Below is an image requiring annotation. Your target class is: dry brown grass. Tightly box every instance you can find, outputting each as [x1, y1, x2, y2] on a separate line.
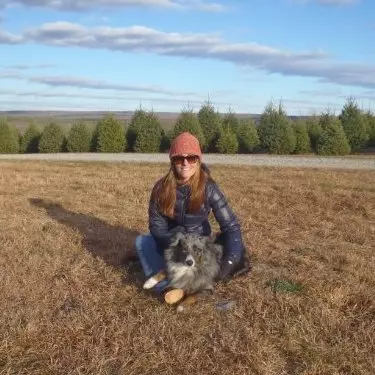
[1, 161, 374, 375]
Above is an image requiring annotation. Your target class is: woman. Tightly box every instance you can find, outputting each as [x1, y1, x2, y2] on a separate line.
[135, 132, 250, 295]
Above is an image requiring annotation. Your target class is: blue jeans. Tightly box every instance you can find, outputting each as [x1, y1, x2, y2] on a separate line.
[135, 234, 170, 293]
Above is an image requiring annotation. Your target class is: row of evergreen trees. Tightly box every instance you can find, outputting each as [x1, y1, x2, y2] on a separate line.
[1, 98, 375, 155]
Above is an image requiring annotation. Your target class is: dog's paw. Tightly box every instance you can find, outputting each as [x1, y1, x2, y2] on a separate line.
[176, 295, 198, 312]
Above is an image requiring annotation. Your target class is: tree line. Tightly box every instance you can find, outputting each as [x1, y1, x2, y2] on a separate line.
[1, 97, 374, 155]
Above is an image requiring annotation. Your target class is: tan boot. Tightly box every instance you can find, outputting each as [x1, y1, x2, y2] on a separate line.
[164, 288, 184, 304]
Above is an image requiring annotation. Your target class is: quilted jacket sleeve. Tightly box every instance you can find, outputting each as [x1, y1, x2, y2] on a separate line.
[148, 181, 184, 249]
[207, 181, 244, 262]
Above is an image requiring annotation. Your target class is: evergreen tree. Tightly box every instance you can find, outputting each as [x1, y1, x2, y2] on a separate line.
[293, 120, 311, 154]
[339, 97, 368, 151]
[316, 112, 351, 155]
[20, 123, 41, 153]
[0, 118, 19, 154]
[237, 118, 260, 153]
[12, 126, 21, 153]
[90, 123, 99, 152]
[258, 101, 296, 154]
[38, 122, 65, 153]
[66, 120, 92, 152]
[97, 114, 125, 153]
[126, 108, 148, 152]
[160, 128, 172, 152]
[223, 110, 240, 136]
[363, 110, 375, 147]
[173, 108, 205, 149]
[133, 111, 163, 153]
[306, 115, 322, 152]
[216, 126, 239, 154]
[197, 101, 222, 152]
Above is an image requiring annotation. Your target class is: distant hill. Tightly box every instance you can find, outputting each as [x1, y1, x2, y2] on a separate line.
[0, 110, 259, 120]
[0, 110, 311, 132]
[0, 110, 312, 121]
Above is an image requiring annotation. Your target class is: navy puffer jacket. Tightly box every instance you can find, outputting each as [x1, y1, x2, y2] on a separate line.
[148, 165, 245, 262]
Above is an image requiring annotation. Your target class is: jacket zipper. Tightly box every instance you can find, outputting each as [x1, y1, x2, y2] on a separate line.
[182, 197, 186, 226]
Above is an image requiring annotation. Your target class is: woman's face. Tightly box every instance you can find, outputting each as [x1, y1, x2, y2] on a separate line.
[172, 154, 199, 183]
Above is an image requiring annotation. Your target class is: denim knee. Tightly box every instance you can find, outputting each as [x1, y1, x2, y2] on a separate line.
[135, 234, 148, 252]
[135, 233, 166, 279]
[135, 233, 164, 257]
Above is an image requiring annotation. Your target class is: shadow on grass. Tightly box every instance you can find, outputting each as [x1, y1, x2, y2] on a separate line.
[28, 198, 145, 288]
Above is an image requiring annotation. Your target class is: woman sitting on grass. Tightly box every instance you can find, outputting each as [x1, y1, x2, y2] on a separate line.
[135, 132, 250, 300]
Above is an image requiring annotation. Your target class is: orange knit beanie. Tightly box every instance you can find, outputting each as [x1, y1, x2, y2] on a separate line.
[169, 132, 202, 160]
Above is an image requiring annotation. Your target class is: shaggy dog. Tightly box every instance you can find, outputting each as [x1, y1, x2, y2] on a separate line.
[164, 232, 223, 295]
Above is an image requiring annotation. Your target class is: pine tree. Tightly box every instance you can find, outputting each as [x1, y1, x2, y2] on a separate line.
[173, 108, 205, 149]
[97, 114, 125, 153]
[90, 123, 99, 152]
[306, 115, 322, 152]
[258, 101, 296, 154]
[133, 112, 163, 153]
[126, 108, 148, 152]
[339, 97, 368, 151]
[66, 120, 92, 152]
[0, 118, 19, 154]
[293, 120, 311, 154]
[38, 122, 65, 153]
[237, 118, 260, 153]
[197, 101, 222, 152]
[316, 112, 351, 155]
[216, 126, 239, 154]
[20, 123, 41, 153]
[160, 128, 172, 152]
[223, 110, 240, 136]
[363, 110, 375, 147]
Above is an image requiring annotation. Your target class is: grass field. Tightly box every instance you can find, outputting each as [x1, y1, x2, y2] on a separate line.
[1, 161, 374, 375]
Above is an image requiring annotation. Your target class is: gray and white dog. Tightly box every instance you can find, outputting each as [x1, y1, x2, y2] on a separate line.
[164, 232, 223, 294]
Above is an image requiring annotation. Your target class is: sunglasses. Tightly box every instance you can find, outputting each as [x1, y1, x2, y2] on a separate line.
[171, 155, 199, 165]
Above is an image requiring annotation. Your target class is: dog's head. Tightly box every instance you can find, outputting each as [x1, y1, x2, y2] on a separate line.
[168, 232, 223, 268]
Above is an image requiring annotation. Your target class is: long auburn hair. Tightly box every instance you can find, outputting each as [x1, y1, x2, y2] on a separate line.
[151, 160, 213, 218]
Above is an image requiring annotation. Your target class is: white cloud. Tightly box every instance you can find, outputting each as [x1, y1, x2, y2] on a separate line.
[0, 88, 230, 111]
[21, 22, 323, 61]
[1, 21, 374, 92]
[0, 29, 23, 43]
[1, 63, 56, 70]
[298, 88, 343, 97]
[316, 0, 359, 5]
[299, 88, 375, 102]
[180, 0, 225, 11]
[0, 70, 198, 96]
[296, 0, 360, 5]
[29, 75, 196, 96]
[0, 0, 225, 12]
[2, 22, 371, 90]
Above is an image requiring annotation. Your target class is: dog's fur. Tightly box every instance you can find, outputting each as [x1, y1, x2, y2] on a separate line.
[164, 232, 223, 294]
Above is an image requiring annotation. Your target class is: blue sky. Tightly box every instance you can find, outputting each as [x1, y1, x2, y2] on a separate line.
[0, 0, 374, 115]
